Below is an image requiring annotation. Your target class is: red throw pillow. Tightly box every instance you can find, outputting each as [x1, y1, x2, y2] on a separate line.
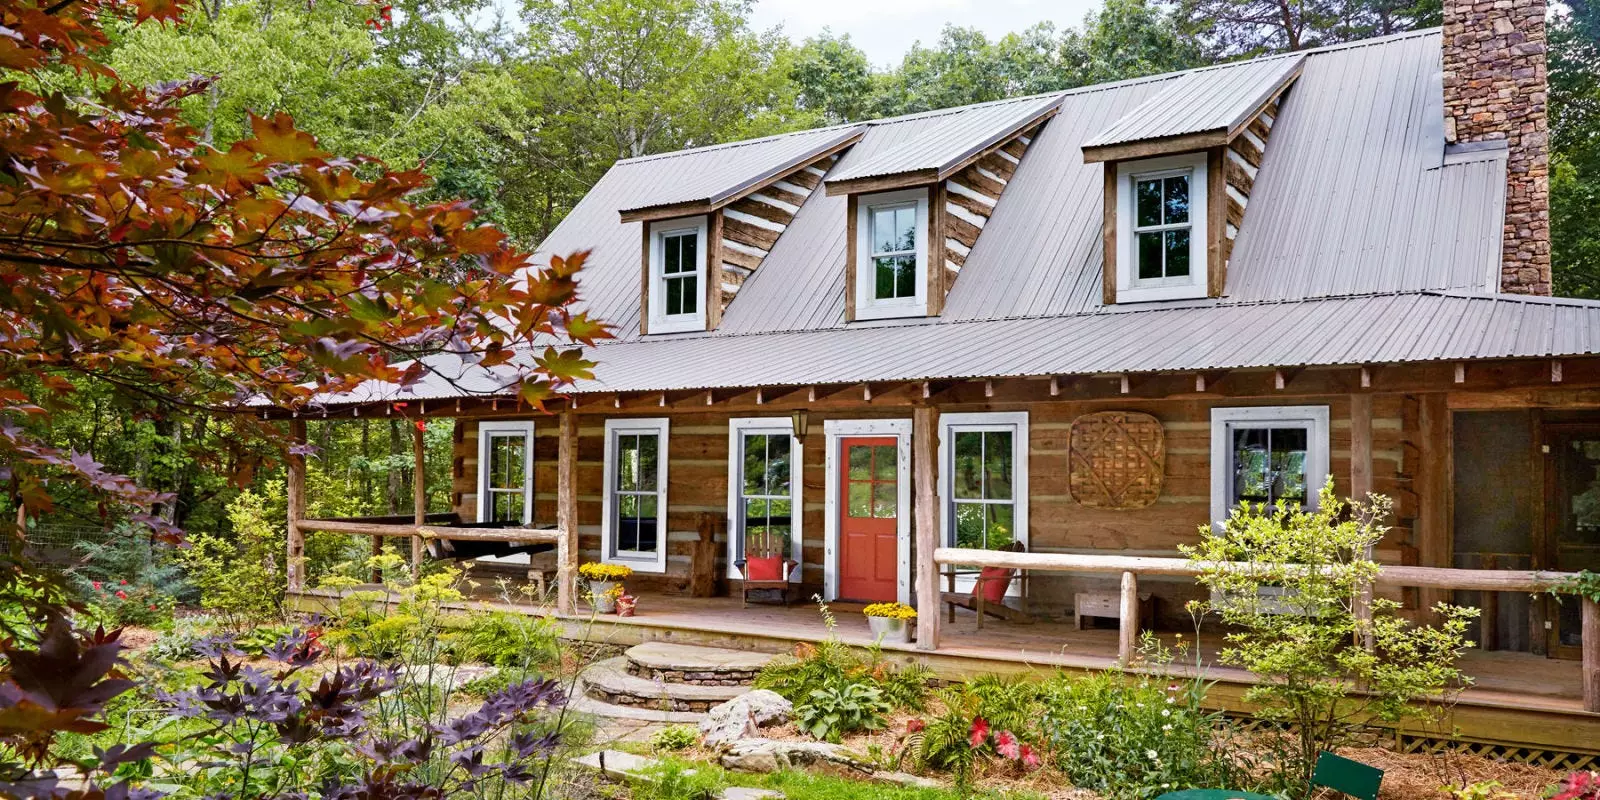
[746, 555, 784, 582]
[976, 566, 1013, 604]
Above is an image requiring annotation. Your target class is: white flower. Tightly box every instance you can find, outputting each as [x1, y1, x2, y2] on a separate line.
[1162, 708, 1172, 717]
[1166, 696, 1176, 704]
[1146, 749, 1159, 761]
[1162, 724, 1173, 732]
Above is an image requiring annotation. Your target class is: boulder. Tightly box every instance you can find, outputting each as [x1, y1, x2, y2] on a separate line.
[698, 690, 792, 747]
[718, 738, 871, 778]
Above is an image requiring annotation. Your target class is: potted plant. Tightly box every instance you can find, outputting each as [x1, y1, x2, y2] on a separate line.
[863, 602, 916, 644]
[616, 594, 637, 617]
[579, 562, 633, 613]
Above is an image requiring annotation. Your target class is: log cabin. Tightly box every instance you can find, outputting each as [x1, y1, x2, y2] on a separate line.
[274, 0, 1600, 761]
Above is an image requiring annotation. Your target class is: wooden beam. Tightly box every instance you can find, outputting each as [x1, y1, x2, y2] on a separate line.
[412, 421, 426, 578]
[914, 406, 941, 651]
[1082, 132, 1225, 164]
[1584, 598, 1599, 713]
[557, 409, 579, 616]
[286, 420, 307, 593]
[1102, 165, 1118, 306]
[1350, 393, 1373, 499]
[1118, 571, 1138, 665]
[1416, 394, 1452, 618]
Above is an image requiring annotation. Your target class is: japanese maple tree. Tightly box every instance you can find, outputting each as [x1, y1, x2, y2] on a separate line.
[0, 0, 606, 607]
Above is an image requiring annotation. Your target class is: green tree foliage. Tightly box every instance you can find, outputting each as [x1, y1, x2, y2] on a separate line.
[790, 30, 876, 124]
[1173, 0, 1440, 58]
[1551, 0, 1600, 298]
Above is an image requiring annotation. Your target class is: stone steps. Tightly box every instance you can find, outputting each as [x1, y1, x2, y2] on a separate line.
[574, 643, 778, 722]
[582, 656, 750, 713]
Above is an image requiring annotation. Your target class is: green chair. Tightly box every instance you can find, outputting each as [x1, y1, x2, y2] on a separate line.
[1311, 750, 1383, 800]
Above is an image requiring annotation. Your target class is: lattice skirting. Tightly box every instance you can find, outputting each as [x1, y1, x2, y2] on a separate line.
[1223, 715, 1599, 772]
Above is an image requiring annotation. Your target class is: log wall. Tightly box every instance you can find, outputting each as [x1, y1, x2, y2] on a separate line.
[450, 393, 1415, 614]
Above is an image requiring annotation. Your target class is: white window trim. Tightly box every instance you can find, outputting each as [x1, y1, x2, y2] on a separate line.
[938, 411, 1029, 596]
[602, 417, 670, 573]
[853, 188, 929, 320]
[726, 418, 804, 581]
[476, 420, 535, 525]
[1115, 152, 1209, 303]
[647, 217, 708, 334]
[822, 418, 912, 605]
[1209, 405, 1330, 525]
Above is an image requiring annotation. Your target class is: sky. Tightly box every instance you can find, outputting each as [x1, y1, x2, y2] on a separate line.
[746, 0, 1104, 67]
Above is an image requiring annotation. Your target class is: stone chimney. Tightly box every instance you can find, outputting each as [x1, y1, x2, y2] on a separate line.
[1442, 0, 1551, 295]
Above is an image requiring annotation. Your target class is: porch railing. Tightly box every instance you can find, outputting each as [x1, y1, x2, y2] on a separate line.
[930, 547, 1600, 713]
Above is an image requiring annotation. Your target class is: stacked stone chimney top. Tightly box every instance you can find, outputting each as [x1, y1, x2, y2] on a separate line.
[1441, 0, 1551, 295]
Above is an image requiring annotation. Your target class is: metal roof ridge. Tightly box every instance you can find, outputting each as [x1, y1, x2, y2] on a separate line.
[612, 122, 865, 166]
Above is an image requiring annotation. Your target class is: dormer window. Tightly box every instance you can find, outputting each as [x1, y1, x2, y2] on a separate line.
[853, 188, 928, 320]
[647, 217, 707, 334]
[1114, 153, 1209, 303]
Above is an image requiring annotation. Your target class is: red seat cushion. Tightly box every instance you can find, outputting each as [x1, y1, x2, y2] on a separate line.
[976, 566, 1013, 604]
[745, 555, 785, 582]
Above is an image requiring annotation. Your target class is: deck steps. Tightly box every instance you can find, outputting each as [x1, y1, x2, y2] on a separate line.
[575, 643, 776, 720]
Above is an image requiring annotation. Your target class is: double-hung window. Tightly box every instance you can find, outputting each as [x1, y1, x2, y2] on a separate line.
[726, 418, 802, 579]
[1115, 153, 1208, 302]
[853, 188, 928, 320]
[1209, 406, 1329, 524]
[603, 418, 669, 572]
[939, 412, 1029, 593]
[648, 217, 707, 334]
[477, 421, 534, 525]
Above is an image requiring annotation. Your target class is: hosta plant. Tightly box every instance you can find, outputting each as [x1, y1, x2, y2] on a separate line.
[795, 677, 889, 743]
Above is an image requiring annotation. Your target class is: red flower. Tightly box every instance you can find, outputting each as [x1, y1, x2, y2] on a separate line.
[148, 604, 158, 610]
[906, 718, 926, 733]
[968, 717, 990, 749]
[995, 730, 1020, 760]
[119, 579, 128, 585]
[1020, 744, 1041, 769]
[115, 590, 128, 600]
[92, 581, 102, 590]
[1552, 771, 1600, 800]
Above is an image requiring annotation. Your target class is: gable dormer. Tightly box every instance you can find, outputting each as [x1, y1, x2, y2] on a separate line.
[825, 95, 1062, 321]
[619, 126, 863, 334]
[1083, 54, 1302, 305]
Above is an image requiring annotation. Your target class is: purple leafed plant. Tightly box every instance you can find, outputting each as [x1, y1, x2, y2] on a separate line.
[0, 621, 571, 800]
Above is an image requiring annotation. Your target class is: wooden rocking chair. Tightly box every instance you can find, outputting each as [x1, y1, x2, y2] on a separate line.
[941, 540, 1033, 629]
[734, 528, 796, 607]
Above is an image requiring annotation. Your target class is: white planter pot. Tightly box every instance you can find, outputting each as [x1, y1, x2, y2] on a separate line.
[589, 580, 619, 613]
[867, 615, 912, 644]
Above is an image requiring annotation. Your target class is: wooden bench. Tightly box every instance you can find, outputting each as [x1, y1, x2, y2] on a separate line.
[1075, 590, 1155, 631]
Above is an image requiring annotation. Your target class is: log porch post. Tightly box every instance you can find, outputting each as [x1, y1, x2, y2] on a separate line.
[411, 421, 426, 578]
[286, 419, 307, 594]
[1584, 597, 1599, 713]
[1416, 394, 1451, 621]
[914, 406, 941, 650]
[1350, 394, 1373, 500]
[556, 408, 579, 616]
[1118, 571, 1138, 664]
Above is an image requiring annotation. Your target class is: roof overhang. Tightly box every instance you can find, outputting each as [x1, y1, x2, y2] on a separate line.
[824, 97, 1062, 196]
[618, 127, 864, 223]
[1082, 55, 1304, 163]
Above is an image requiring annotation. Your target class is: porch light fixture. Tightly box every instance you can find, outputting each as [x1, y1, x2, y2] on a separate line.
[791, 410, 810, 442]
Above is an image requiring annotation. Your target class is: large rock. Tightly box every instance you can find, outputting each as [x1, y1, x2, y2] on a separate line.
[718, 738, 871, 778]
[698, 690, 792, 747]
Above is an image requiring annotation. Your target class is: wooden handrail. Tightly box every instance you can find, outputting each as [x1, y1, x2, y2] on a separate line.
[932, 546, 1597, 713]
[931, 548, 1576, 592]
[299, 518, 559, 544]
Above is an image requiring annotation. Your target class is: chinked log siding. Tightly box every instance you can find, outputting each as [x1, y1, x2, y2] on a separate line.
[712, 153, 839, 313]
[450, 393, 1412, 617]
[937, 126, 1040, 296]
[1223, 96, 1281, 265]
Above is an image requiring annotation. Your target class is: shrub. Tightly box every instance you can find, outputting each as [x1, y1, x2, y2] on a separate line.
[1040, 669, 1237, 799]
[1184, 483, 1476, 793]
[796, 676, 890, 743]
[914, 679, 1045, 788]
[755, 598, 929, 720]
[80, 579, 173, 629]
[147, 614, 222, 662]
[178, 487, 286, 630]
[650, 724, 699, 752]
[464, 611, 561, 669]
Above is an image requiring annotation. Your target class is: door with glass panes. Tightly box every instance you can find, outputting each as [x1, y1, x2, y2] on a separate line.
[837, 437, 899, 603]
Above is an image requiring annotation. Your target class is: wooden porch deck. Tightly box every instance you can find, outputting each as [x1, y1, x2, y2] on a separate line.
[288, 585, 1600, 756]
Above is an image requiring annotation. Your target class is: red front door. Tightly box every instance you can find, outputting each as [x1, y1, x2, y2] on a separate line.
[837, 437, 899, 603]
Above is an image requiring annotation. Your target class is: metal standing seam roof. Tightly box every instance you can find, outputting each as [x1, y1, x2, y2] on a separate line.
[294, 29, 1600, 408]
[301, 292, 1600, 405]
[615, 125, 865, 216]
[1082, 53, 1305, 149]
[823, 93, 1064, 185]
